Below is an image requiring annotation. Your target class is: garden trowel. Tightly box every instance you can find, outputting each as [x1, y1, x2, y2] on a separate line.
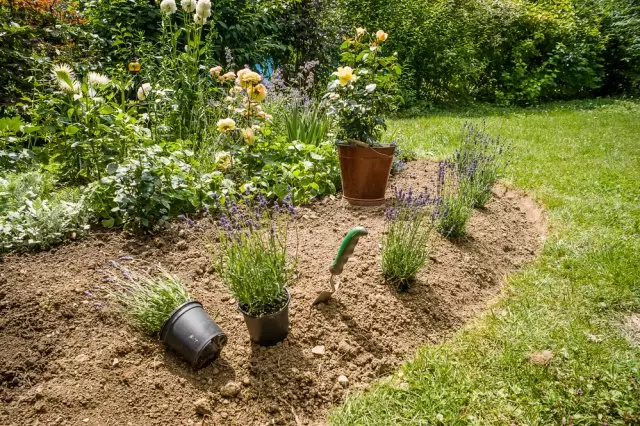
[312, 226, 368, 306]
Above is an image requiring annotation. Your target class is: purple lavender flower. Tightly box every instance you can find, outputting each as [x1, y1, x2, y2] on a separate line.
[119, 255, 134, 261]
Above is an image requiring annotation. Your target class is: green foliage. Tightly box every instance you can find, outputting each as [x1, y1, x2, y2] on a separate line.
[285, 102, 331, 146]
[0, 171, 90, 252]
[324, 29, 401, 144]
[212, 194, 295, 317]
[241, 136, 340, 204]
[338, 0, 611, 105]
[90, 145, 220, 230]
[600, 0, 640, 94]
[381, 188, 437, 290]
[109, 269, 191, 335]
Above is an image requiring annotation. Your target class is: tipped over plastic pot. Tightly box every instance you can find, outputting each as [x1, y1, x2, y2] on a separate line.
[160, 301, 227, 369]
[238, 288, 290, 346]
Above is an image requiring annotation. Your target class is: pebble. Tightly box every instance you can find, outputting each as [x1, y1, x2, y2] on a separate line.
[112, 358, 120, 367]
[220, 381, 242, 398]
[194, 398, 212, 416]
[311, 345, 325, 355]
[337, 375, 349, 387]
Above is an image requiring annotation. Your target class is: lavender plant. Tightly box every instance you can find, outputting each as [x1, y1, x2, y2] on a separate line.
[212, 193, 297, 316]
[108, 269, 191, 335]
[452, 122, 511, 208]
[436, 160, 475, 239]
[382, 187, 440, 290]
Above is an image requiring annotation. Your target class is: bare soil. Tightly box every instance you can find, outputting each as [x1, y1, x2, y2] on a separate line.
[0, 160, 546, 425]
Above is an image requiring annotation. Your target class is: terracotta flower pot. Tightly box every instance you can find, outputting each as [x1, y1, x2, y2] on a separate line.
[337, 143, 395, 206]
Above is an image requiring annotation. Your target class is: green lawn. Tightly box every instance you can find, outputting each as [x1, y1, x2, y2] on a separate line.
[331, 98, 640, 425]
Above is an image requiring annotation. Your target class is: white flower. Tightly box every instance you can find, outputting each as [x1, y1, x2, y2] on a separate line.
[181, 0, 196, 12]
[137, 83, 152, 101]
[52, 64, 76, 83]
[193, 13, 207, 25]
[87, 72, 111, 87]
[195, 0, 211, 18]
[160, 0, 177, 14]
[52, 64, 80, 94]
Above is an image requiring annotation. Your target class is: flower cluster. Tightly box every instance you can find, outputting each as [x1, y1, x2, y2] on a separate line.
[160, 0, 211, 24]
[51, 64, 113, 104]
[323, 28, 401, 145]
[214, 66, 272, 148]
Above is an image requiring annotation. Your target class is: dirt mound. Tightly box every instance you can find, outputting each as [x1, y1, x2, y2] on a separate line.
[0, 160, 546, 425]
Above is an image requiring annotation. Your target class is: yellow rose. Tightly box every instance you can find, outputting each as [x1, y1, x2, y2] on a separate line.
[376, 30, 388, 42]
[336, 66, 356, 86]
[356, 27, 366, 37]
[209, 66, 223, 77]
[241, 127, 255, 145]
[238, 70, 261, 88]
[216, 118, 236, 132]
[247, 83, 267, 102]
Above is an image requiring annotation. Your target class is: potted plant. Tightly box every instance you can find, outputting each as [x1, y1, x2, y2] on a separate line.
[109, 268, 227, 368]
[324, 28, 402, 206]
[211, 193, 296, 345]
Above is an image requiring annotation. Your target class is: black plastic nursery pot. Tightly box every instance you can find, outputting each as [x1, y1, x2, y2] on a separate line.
[160, 301, 227, 369]
[239, 288, 290, 346]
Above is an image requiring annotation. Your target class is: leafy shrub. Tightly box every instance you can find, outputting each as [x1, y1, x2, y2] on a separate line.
[324, 28, 401, 144]
[382, 187, 439, 290]
[212, 193, 296, 317]
[436, 160, 474, 239]
[108, 269, 191, 335]
[600, 0, 640, 94]
[0, 171, 90, 252]
[90, 145, 220, 230]
[452, 122, 511, 208]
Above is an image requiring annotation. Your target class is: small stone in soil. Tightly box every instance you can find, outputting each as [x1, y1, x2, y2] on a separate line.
[194, 398, 212, 416]
[311, 345, 325, 355]
[220, 381, 242, 398]
[337, 375, 349, 387]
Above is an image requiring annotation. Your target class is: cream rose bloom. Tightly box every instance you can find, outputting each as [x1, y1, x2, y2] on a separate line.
[336, 66, 356, 86]
[241, 127, 255, 145]
[238, 70, 262, 88]
[209, 66, 223, 77]
[356, 27, 366, 37]
[376, 30, 388, 42]
[217, 118, 236, 132]
[247, 83, 267, 102]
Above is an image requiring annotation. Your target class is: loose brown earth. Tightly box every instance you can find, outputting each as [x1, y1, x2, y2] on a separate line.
[0, 160, 546, 426]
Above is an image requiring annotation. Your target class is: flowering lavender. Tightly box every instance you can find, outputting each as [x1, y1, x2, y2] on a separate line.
[211, 191, 297, 316]
[435, 160, 474, 238]
[381, 186, 440, 290]
[452, 122, 511, 208]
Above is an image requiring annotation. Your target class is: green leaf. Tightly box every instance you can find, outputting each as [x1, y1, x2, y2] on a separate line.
[102, 218, 115, 228]
[65, 125, 80, 136]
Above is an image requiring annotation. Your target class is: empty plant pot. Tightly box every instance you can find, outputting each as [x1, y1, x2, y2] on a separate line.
[238, 288, 290, 346]
[160, 301, 227, 369]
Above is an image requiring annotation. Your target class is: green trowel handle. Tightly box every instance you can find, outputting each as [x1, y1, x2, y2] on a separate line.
[329, 226, 368, 275]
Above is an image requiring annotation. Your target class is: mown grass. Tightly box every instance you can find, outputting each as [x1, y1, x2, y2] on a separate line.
[331, 98, 640, 425]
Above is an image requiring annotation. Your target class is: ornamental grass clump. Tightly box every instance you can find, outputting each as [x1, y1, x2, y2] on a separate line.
[108, 270, 191, 335]
[382, 186, 440, 290]
[436, 160, 475, 239]
[213, 193, 297, 317]
[452, 122, 511, 208]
